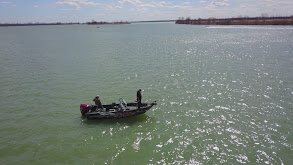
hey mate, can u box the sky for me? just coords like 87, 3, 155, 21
0, 0, 293, 23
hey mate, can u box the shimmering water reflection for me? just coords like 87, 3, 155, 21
0, 24, 292, 164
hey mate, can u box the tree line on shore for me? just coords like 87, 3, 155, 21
176, 16, 293, 25
0, 20, 130, 27
0, 22, 81, 27
86, 20, 130, 25
2, 16, 293, 26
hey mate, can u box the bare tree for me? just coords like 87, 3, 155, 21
261, 13, 269, 18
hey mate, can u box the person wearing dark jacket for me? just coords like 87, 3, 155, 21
137, 89, 142, 109
93, 95, 104, 109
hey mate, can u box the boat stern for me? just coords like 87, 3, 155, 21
80, 104, 91, 116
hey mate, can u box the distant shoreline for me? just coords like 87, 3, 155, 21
0, 21, 176, 27
0, 23, 80, 27
86, 21, 130, 25
1, 17, 292, 27
176, 16, 293, 25
0, 22, 130, 27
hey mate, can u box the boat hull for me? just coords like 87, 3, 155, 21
80, 101, 156, 119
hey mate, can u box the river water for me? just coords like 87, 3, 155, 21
0, 23, 292, 164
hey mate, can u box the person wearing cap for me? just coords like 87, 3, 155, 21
137, 89, 142, 109
93, 95, 104, 109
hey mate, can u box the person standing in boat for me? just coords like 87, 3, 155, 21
137, 89, 142, 109
93, 95, 104, 109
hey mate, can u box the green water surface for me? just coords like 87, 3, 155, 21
0, 23, 292, 164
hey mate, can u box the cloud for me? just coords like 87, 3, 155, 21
117, 0, 194, 10
55, 0, 100, 9
157, 1, 171, 7
118, 0, 142, 5
183, 2, 191, 5
1, 1, 16, 6
118, 0, 155, 8
1, 1, 12, 4
209, 0, 230, 7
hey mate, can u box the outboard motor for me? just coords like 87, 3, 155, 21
80, 104, 91, 116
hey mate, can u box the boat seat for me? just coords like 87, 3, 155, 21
120, 103, 126, 110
